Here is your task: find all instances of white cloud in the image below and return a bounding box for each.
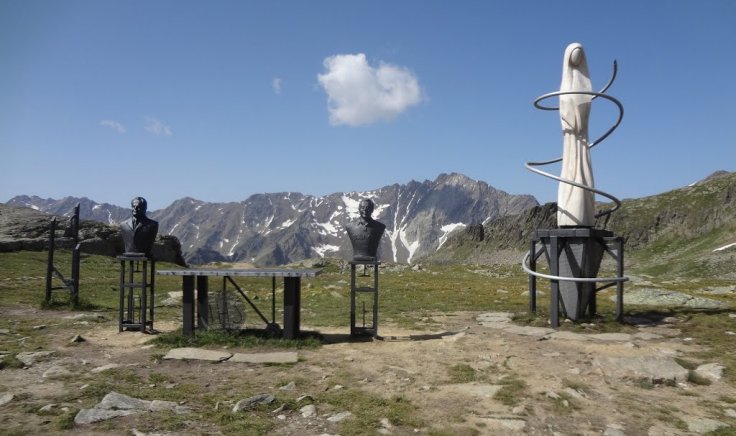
[99,120,126,133]
[272,77,282,94]
[145,117,172,136]
[317,53,423,126]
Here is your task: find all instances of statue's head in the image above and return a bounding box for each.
[358,198,374,220]
[131,197,148,220]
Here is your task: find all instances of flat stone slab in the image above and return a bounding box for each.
[91,363,121,373]
[229,351,298,364]
[589,333,633,342]
[614,288,728,309]
[478,417,527,431]
[16,351,55,367]
[75,391,191,425]
[476,312,514,323]
[594,355,688,383]
[683,416,729,433]
[503,325,555,337]
[163,348,232,362]
[549,331,592,341]
[449,383,504,398]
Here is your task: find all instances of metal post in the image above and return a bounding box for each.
[140,260,148,332]
[549,236,560,328]
[149,259,155,326]
[119,259,125,332]
[196,275,209,330]
[283,277,301,339]
[182,275,195,336]
[616,237,624,321]
[528,238,537,314]
[127,260,135,323]
[372,263,379,335]
[272,276,276,324]
[350,263,356,336]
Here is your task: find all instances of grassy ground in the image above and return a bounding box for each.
[1,250,734,435]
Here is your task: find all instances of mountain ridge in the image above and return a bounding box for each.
[7,173,538,265]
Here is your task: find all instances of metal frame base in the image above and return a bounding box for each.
[350,261,380,338]
[118,255,155,333]
[527,228,625,328]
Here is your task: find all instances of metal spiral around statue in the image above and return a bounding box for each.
[521,60,628,285]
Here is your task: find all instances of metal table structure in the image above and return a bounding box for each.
[157,268,321,339]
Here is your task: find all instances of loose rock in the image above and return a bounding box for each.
[327,411,352,422]
[43,365,72,378]
[0,394,14,407]
[300,404,317,418]
[232,394,274,412]
[15,351,55,367]
[694,363,725,382]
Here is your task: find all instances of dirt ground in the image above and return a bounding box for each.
[1,306,735,435]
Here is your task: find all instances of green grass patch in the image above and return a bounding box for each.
[687,370,713,386]
[149,328,322,349]
[317,389,422,436]
[495,376,527,406]
[448,363,479,383]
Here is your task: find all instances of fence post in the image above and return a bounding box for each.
[71,243,81,307]
[45,217,57,304]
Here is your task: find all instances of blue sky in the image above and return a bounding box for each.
[1,1,734,210]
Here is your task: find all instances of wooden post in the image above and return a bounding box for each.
[71,244,80,307]
[45,218,56,303]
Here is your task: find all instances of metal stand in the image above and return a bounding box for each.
[118,255,156,333]
[349,261,380,338]
[526,228,625,328]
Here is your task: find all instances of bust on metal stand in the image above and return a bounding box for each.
[522,43,628,328]
[118,196,159,333]
[345,198,386,338]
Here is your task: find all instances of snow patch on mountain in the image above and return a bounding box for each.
[438,223,467,249]
[313,244,340,257]
[280,218,296,229]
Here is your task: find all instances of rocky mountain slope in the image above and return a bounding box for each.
[0,204,186,266]
[427,171,736,277]
[8,195,129,225]
[7,173,538,265]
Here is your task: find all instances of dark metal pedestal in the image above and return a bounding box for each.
[350,261,380,338]
[118,255,155,333]
[527,228,625,328]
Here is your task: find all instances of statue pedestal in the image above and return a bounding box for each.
[527,228,625,327]
[349,261,380,338]
[118,254,156,333]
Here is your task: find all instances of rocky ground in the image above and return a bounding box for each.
[1,304,735,435]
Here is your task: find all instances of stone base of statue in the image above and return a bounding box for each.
[349,261,380,338]
[118,254,156,333]
[527,228,625,327]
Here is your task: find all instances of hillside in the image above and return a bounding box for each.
[427,171,736,278]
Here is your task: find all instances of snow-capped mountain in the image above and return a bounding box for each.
[7,173,538,265]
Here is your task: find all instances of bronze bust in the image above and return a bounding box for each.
[120,197,159,257]
[345,198,386,261]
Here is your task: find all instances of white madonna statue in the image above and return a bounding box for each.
[557,42,595,227]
